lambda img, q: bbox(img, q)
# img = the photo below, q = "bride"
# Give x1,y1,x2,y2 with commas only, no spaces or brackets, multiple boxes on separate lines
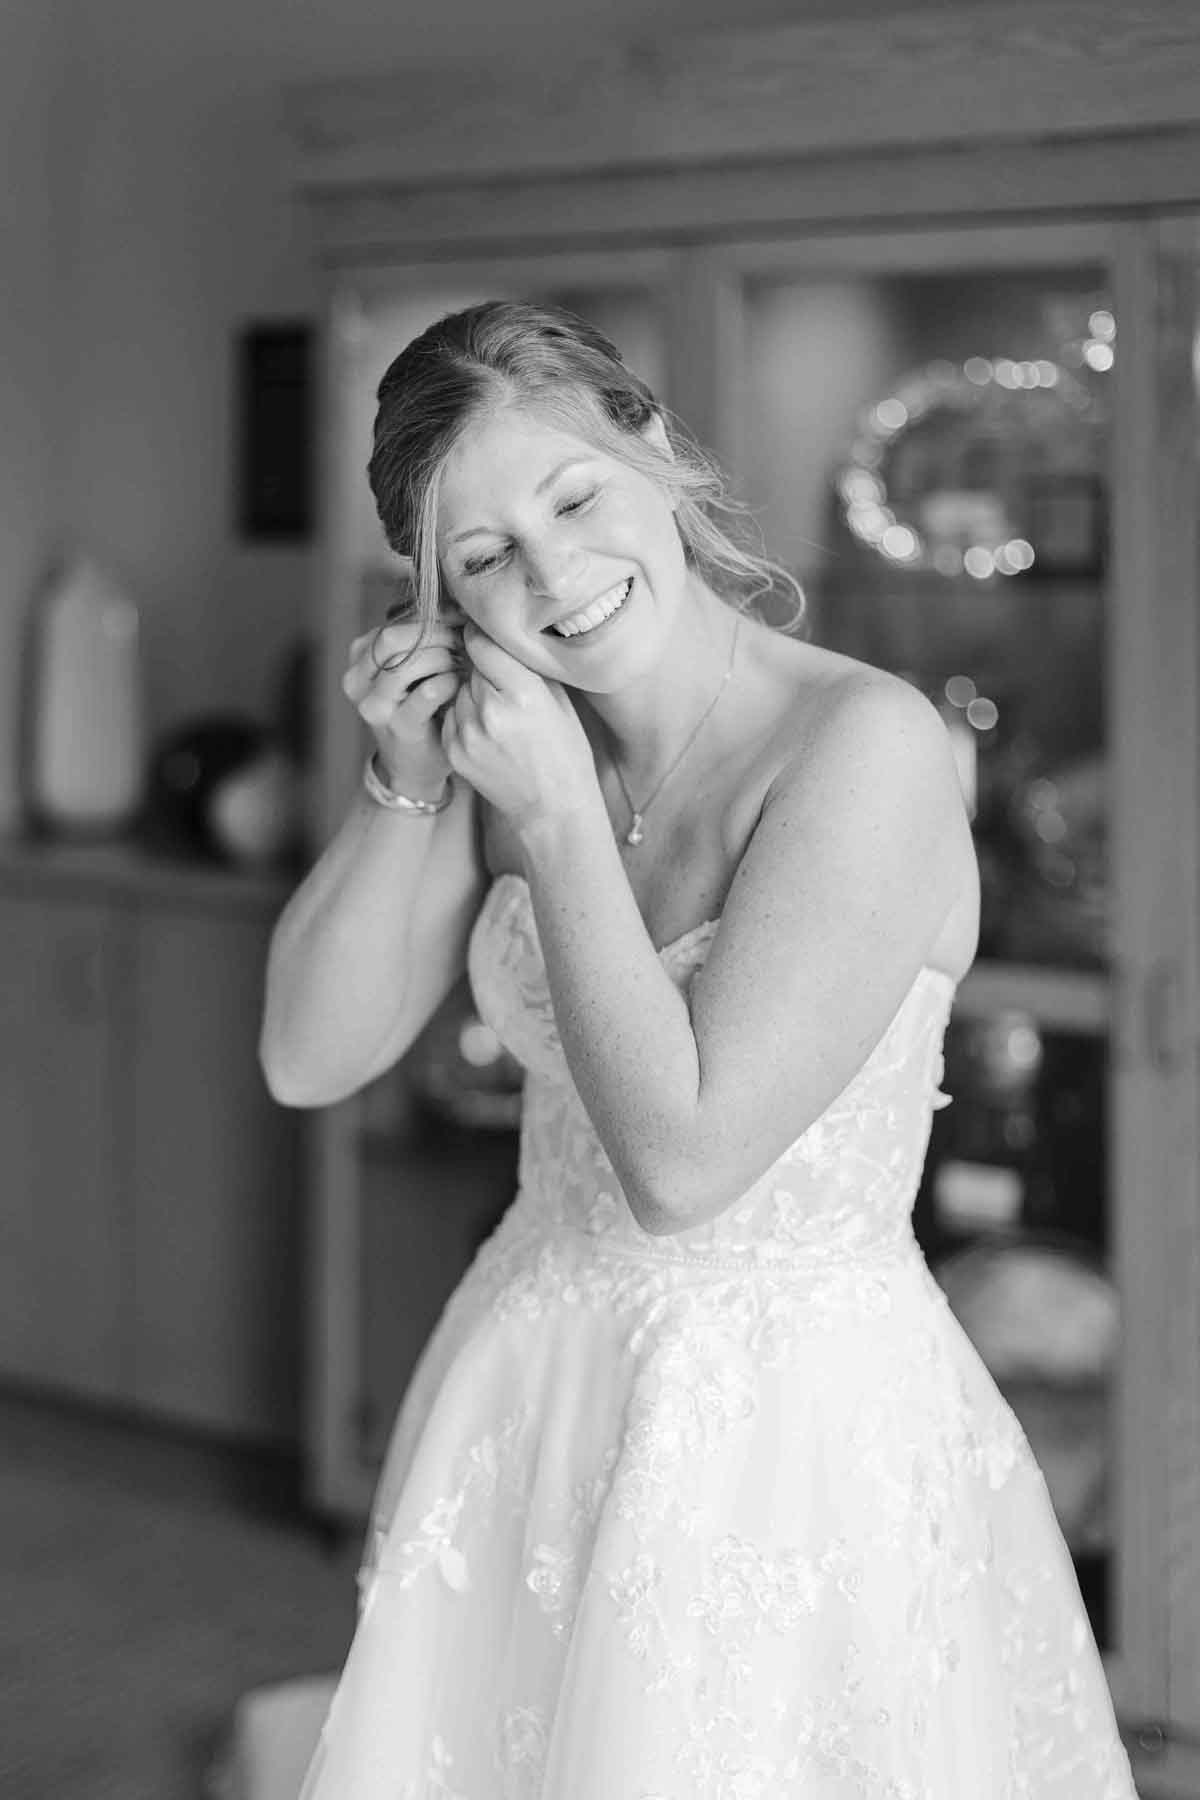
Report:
260,299,1135,1798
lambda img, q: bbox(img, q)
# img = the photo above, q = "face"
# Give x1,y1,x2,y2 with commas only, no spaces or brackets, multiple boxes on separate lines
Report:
434,404,688,687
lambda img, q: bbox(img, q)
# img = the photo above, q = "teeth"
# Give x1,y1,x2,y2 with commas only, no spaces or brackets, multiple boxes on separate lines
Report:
550,578,631,638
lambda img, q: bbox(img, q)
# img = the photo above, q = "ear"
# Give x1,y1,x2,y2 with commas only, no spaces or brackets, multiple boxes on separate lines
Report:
640,410,674,460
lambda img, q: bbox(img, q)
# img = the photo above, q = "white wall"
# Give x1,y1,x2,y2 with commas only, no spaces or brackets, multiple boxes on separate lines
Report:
55,12,321,746
0,0,944,809
0,1,72,829
7,0,833,790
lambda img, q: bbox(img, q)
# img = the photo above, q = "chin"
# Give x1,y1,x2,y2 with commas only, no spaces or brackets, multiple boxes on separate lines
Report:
548,658,652,696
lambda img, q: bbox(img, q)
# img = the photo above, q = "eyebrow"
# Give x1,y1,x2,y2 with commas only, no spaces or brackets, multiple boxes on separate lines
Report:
448,456,597,546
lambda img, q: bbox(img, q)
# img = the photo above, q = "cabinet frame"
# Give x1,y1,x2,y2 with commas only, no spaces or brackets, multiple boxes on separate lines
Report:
1108,216,1200,1745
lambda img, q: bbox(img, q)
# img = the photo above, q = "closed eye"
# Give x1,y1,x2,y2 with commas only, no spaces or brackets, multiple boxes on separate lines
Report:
462,546,510,577
461,489,600,577
556,489,598,516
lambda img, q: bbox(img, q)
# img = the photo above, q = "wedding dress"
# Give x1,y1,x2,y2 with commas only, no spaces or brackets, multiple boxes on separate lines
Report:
298,870,1136,1799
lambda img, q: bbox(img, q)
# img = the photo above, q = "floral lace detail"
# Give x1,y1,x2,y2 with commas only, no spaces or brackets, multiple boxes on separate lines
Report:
687,1533,857,1641
468,872,955,1275
366,1405,531,1604
1000,1561,1139,1800
523,1446,621,1639
299,875,1136,1800
494,1706,549,1799
398,1735,467,1800
609,1551,667,1660
525,1543,577,1625
615,1313,758,1538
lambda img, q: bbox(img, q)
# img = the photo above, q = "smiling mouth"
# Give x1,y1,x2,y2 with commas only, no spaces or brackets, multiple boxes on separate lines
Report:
544,577,633,640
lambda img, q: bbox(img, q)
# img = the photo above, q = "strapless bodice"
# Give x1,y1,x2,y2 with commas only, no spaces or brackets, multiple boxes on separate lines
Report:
467,872,956,1274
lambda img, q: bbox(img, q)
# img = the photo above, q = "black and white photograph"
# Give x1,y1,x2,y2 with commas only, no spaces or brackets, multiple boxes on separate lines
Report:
3,3,1200,1797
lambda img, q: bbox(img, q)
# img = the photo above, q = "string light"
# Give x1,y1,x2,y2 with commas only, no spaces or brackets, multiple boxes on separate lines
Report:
837,357,1098,579
1060,302,1117,377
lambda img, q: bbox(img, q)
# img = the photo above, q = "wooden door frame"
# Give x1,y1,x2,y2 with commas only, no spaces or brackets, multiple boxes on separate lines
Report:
1107,214,1200,1756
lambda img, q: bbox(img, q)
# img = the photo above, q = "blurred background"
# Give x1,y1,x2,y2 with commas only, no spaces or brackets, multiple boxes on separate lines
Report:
3,0,1200,1796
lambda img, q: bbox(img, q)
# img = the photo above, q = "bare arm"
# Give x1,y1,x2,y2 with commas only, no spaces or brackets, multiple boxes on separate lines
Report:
259,775,485,1107
259,609,485,1107
516,673,971,1233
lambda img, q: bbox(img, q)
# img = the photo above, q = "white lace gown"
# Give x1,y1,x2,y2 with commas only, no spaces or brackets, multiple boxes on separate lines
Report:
299,871,1137,1800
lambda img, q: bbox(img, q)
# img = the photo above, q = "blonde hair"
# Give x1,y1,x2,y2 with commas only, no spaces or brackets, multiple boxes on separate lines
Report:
367,299,805,656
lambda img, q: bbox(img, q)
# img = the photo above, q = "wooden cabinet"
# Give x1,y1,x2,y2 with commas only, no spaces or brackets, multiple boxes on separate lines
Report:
290,9,1200,1790
0,890,125,1402
128,900,302,1438
0,842,301,1444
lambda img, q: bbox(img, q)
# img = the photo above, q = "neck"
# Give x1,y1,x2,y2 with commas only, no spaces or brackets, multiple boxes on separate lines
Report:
577,579,740,796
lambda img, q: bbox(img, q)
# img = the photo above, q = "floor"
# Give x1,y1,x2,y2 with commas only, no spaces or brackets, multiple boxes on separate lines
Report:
0,1386,360,1800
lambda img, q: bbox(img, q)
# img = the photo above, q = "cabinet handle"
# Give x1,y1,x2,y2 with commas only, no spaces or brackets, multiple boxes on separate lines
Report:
1133,1719,1166,1757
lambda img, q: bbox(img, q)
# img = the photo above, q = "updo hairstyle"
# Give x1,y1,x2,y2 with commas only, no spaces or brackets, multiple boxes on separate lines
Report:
366,299,803,653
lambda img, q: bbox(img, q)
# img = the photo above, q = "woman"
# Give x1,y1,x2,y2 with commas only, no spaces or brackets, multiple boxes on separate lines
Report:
261,301,1135,1798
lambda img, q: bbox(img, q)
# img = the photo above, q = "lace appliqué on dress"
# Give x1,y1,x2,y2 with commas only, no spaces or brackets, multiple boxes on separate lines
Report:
298,874,1136,1800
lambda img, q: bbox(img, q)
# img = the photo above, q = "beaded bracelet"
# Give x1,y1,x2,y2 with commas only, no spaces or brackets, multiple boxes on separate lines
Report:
362,752,453,815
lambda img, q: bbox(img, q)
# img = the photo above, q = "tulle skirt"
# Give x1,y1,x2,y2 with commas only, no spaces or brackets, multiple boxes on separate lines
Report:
299,1211,1136,1800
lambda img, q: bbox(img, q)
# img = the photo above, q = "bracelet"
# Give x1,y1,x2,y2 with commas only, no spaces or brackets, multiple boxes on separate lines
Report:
362,752,453,815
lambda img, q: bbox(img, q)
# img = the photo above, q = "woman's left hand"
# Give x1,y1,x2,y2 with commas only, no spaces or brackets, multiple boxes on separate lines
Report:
440,622,601,834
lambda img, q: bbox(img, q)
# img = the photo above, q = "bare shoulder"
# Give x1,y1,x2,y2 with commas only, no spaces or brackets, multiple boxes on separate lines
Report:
729,625,979,981
733,622,945,794
788,660,952,789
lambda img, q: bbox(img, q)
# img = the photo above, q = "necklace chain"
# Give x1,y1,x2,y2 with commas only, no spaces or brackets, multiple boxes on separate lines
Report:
612,611,741,848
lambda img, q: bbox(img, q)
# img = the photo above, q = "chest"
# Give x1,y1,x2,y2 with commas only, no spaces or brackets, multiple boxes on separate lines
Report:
481,629,827,946
483,745,768,948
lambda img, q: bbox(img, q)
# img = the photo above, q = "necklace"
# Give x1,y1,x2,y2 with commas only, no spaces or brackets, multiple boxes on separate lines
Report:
611,610,741,848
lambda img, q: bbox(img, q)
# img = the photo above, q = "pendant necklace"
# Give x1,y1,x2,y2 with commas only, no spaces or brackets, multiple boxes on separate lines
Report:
611,610,741,848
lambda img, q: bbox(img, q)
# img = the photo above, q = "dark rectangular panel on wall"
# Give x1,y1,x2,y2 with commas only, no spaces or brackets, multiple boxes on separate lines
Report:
235,322,314,542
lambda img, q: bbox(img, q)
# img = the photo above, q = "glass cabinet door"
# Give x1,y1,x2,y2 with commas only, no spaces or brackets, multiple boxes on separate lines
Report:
705,221,1200,1723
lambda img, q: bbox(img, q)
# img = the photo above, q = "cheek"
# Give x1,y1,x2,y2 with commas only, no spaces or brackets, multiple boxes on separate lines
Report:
441,569,499,630
451,580,532,651
615,488,680,564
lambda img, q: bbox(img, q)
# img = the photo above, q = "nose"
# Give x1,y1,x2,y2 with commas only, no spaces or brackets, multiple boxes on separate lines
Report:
524,532,587,598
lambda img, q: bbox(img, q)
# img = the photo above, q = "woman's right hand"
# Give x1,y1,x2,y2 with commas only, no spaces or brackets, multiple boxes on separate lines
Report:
342,610,467,801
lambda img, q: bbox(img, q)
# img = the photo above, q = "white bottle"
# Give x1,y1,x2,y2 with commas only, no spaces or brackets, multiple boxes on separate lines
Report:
29,556,146,835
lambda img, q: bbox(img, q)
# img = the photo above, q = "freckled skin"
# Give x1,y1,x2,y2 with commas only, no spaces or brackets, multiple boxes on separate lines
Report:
436,407,692,697
431,406,977,1232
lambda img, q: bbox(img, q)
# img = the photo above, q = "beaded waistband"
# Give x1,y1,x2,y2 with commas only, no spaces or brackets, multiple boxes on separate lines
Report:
491,1198,927,1283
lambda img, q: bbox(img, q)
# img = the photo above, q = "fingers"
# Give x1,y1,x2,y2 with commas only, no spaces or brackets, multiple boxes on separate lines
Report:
438,680,486,765
402,669,461,722
439,699,458,763
461,622,526,691
348,618,462,676
343,637,459,708
368,623,418,676
356,665,461,732
453,681,477,732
